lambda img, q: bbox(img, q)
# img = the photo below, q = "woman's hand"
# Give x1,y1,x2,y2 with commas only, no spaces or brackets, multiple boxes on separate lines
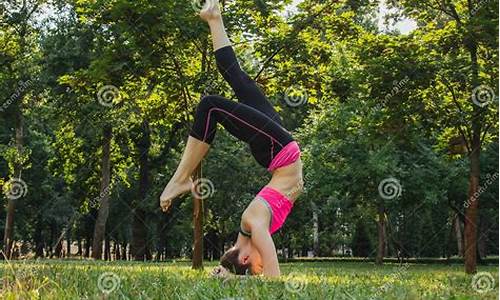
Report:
199,0,221,23
211,265,232,278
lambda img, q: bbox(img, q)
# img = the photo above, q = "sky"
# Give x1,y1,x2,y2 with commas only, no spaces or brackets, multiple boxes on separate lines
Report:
377,0,418,34
287,0,418,34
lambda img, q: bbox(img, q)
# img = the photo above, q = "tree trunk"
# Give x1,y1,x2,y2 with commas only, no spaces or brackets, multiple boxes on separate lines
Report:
92,125,112,260
156,215,167,261
34,220,44,258
77,239,82,257
54,239,63,258
464,38,481,274
66,231,71,257
115,243,120,260
84,239,91,258
121,242,128,260
477,215,487,262
104,237,110,261
131,121,150,260
192,164,203,269
131,208,149,261
376,203,386,265
454,213,464,257
312,202,319,257
3,108,24,259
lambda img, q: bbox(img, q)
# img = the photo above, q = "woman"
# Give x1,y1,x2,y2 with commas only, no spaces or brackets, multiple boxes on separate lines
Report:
159,0,303,277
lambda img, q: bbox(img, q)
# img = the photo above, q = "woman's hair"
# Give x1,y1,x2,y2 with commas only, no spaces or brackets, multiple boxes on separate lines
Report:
220,247,250,275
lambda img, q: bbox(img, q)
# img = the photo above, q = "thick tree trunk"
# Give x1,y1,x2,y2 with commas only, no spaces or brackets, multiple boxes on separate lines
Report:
192,164,203,269
92,125,112,260
131,121,151,260
464,145,480,273
376,203,386,265
464,38,481,274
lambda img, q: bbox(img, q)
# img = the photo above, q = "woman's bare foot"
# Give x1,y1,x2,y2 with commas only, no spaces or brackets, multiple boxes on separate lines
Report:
200,0,221,22
160,178,193,212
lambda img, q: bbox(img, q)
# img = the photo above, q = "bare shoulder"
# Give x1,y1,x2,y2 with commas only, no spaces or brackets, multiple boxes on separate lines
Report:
241,197,272,229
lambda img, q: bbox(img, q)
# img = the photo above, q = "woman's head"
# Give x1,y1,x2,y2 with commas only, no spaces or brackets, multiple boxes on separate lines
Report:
220,244,263,275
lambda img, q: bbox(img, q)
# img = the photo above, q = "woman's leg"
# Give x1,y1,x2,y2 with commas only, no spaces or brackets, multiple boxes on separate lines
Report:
160,136,210,212
160,95,291,212
189,95,291,147
202,1,283,125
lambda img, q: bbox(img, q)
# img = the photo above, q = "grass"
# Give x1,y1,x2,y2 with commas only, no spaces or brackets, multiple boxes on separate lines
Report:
0,260,498,299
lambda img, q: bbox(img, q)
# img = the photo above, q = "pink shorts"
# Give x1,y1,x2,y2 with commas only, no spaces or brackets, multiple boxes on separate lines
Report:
256,186,294,235
267,141,301,172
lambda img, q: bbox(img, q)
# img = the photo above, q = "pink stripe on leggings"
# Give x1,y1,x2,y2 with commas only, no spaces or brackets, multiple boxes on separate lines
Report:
203,107,284,149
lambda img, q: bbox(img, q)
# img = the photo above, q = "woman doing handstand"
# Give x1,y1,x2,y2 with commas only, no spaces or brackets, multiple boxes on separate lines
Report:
159,0,303,277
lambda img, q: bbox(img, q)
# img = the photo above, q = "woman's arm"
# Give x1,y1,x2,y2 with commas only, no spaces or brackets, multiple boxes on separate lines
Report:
200,0,231,51
250,223,281,277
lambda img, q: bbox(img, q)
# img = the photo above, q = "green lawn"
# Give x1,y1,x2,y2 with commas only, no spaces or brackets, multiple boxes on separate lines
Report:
0,260,497,299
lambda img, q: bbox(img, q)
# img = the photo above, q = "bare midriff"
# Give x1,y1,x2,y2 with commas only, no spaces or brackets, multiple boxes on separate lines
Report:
266,158,303,202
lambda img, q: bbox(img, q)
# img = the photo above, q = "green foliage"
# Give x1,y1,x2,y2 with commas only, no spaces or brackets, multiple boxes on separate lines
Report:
0,0,497,270
0,260,498,299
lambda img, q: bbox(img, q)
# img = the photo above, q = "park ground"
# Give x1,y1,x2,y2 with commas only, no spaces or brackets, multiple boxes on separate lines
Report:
0,260,498,299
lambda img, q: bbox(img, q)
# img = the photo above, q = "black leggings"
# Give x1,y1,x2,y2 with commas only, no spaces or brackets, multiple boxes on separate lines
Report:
189,45,294,169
